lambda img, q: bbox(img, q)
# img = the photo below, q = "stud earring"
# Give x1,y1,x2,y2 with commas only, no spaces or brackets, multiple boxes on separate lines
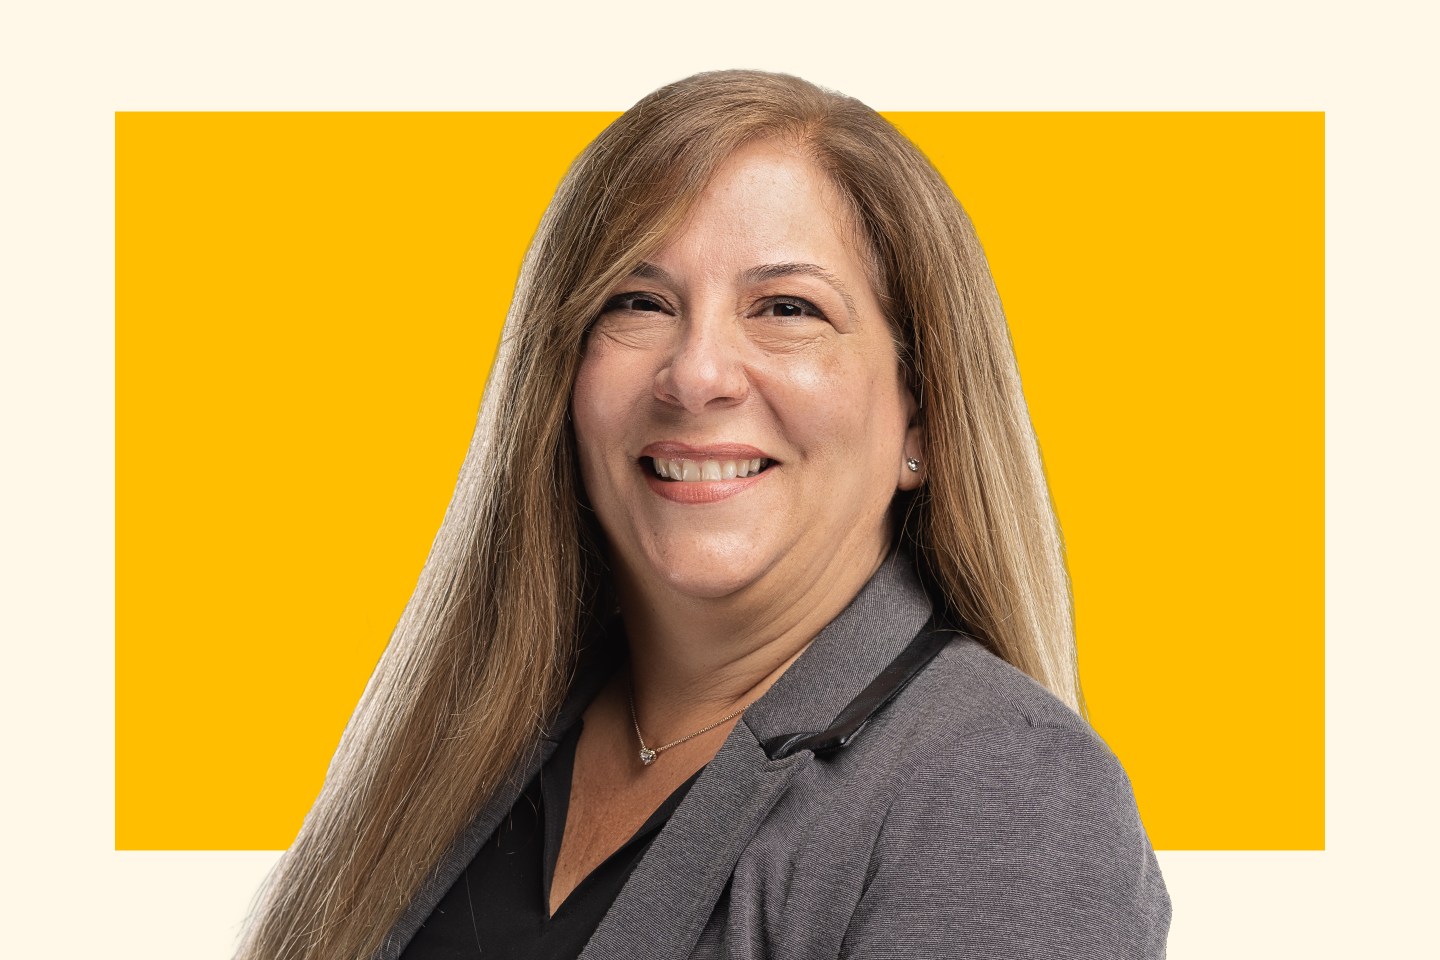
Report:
905,457,921,472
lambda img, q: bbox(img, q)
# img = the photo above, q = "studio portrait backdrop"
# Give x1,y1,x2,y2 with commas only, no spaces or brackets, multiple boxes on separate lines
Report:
115,111,1323,854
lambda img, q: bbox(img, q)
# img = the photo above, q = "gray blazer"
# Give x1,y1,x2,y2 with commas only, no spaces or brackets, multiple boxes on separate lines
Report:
378,555,1171,959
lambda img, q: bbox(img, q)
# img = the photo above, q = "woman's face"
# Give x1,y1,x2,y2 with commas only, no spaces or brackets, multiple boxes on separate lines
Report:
571,140,923,604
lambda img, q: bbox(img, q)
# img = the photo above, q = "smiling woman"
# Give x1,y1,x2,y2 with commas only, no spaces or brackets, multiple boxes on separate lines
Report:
237,71,1170,960
573,141,921,609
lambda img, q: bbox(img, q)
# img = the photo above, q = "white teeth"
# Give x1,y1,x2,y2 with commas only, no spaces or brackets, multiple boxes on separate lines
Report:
650,457,769,482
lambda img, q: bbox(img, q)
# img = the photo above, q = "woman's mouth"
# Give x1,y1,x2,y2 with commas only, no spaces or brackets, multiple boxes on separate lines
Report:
642,456,773,482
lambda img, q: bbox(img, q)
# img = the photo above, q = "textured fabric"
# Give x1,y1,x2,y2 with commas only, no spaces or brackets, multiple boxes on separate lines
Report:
377,553,1171,959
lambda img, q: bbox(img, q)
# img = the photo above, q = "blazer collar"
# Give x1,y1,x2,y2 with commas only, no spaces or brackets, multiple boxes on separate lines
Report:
579,550,945,960
739,547,935,749
381,551,946,960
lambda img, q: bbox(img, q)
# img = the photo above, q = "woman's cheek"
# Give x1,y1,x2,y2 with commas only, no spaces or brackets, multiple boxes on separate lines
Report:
755,338,851,396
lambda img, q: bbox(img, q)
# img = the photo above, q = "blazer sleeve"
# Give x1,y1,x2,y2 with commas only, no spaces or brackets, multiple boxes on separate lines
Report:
838,722,1171,959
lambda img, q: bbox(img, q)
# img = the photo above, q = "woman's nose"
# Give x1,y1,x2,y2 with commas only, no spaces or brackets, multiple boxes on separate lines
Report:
653,316,749,413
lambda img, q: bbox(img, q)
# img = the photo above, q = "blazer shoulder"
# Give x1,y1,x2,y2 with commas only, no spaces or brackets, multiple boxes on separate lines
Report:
835,636,1172,958
852,633,1154,861
888,631,1094,747
811,631,1150,849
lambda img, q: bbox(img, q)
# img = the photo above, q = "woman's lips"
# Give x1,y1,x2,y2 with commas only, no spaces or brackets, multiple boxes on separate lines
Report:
641,465,771,503
636,447,776,504
639,441,773,461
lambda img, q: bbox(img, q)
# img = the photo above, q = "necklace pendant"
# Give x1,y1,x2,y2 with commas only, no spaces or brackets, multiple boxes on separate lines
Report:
639,747,657,766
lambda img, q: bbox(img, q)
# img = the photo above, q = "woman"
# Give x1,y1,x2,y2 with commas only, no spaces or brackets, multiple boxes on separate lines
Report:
239,70,1170,959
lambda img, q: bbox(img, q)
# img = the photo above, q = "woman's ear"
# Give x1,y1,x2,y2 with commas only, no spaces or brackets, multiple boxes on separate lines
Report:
897,388,924,492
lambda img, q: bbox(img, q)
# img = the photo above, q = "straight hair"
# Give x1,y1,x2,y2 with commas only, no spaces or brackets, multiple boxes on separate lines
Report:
237,69,1078,960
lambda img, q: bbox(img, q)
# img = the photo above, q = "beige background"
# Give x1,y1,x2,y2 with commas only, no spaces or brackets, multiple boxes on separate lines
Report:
3,0,1437,956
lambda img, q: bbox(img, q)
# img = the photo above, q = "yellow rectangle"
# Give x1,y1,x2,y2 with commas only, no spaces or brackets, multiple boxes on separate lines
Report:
116,112,1323,850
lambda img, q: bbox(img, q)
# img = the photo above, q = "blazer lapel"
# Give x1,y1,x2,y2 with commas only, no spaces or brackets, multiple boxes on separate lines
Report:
579,730,811,960
380,550,937,960
579,550,936,960
375,627,624,960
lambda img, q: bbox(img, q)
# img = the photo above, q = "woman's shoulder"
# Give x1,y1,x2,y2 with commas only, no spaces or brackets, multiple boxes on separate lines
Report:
790,628,1154,855
913,629,1088,729
875,630,1113,772
829,633,1172,957
872,629,1146,830
857,633,1151,836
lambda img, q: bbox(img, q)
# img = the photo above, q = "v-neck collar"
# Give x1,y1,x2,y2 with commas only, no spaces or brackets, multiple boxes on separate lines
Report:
539,718,705,922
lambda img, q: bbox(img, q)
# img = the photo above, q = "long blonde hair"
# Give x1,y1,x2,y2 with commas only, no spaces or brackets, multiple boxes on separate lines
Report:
237,69,1078,960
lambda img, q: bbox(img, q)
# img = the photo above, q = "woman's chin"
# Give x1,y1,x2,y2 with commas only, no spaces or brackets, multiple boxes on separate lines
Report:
634,542,778,602
656,565,766,601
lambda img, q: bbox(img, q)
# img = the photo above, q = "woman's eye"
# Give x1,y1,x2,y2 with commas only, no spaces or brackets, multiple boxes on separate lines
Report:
603,293,666,313
757,297,824,320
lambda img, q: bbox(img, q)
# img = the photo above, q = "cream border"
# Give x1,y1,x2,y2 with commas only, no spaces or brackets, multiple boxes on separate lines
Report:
3,1,1435,956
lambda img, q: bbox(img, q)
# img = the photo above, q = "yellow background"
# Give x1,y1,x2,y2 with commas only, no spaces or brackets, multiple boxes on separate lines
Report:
116,112,1323,851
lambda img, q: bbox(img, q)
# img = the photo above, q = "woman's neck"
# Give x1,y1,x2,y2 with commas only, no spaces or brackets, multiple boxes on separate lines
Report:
612,541,889,741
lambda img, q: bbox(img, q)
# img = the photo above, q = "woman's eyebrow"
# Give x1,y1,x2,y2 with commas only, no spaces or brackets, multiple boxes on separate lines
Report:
629,261,673,283
742,262,858,321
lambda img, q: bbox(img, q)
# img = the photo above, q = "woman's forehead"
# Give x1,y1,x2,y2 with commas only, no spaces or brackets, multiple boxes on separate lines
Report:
632,142,883,295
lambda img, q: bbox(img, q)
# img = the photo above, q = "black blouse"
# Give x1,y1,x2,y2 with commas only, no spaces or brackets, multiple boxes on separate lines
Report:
399,717,704,960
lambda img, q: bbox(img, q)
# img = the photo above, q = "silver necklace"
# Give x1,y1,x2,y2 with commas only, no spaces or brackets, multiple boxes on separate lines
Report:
627,680,752,766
